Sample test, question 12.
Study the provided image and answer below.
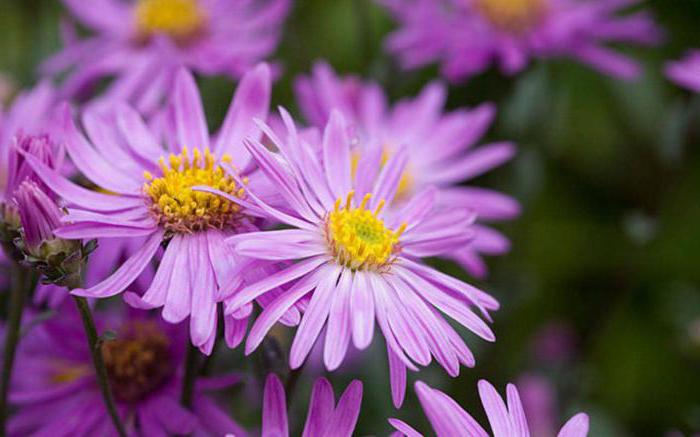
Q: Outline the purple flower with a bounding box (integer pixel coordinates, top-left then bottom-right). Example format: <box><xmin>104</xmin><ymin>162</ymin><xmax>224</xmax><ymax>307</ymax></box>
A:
<box><xmin>261</xmin><ymin>374</ymin><xmax>362</xmax><ymax>437</ymax></box>
<box><xmin>295</xmin><ymin>62</ymin><xmax>519</xmax><ymax>277</ymax></box>
<box><xmin>8</xmin><ymin>304</ymin><xmax>244</xmax><ymax>436</ymax></box>
<box><xmin>389</xmin><ymin>379</ymin><xmax>589</xmax><ymax>437</ymax></box>
<box><xmin>219</xmin><ymin>109</ymin><xmax>499</xmax><ymax>407</ymax></box>
<box><xmin>44</xmin><ymin>0</ymin><xmax>290</xmax><ymax>113</ymax></box>
<box><xmin>23</xmin><ymin>64</ymin><xmax>289</xmax><ymax>354</ymax></box>
<box><xmin>665</xmin><ymin>50</ymin><xmax>700</xmax><ymax>92</ymax></box>
<box><xmin>380</xmin><ymin>0</ymin><xmax>661</xmax><ymax>82</ymax></box>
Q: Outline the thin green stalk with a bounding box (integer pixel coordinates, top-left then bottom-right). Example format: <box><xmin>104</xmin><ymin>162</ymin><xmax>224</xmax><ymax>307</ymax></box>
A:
<box><xmin>72</xmin><ymin>296</ymin><xmax>127</xmax><ymax>437</ymax></box>
<box><xmin>181</xmin><ymin>342</ymin><xmax>199</xmax><ymax>409</ymax></box>
<box><xmin>0</xmin><ymin>265</ymin><xmax>30</xmax><ymax>435</ymax></box>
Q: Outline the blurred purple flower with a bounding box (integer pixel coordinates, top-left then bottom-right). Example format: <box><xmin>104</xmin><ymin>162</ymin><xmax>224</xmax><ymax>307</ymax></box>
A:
<box><xmin>530</xmin><ymin>321</ymin><xmax>577</xmax><ymax>365</ymax></box>
<box><xmin>665</xmin><ymin>50</ymin><xmax>700</xmax><ymax>92</ymax></box>
<box><xmin>220</xmin><ymin>109</ymin><xmax>498</xmax><ymax>407</ymax></box>
<box><xmin>22</xmin><ymin>65</ymin><xmax>293</xmax><ymax>354</ymax></box>
<box><xmin>44</xmin><ymin>0</ymin><xmax>290</xmax><ymax>113</ymax></box>
<box><xmin>260</xmin><ymin>374</ymin><xmax>362</xmax><ymax>437</ymax></box>
<box><xmin>389</xmin><ymin>379</ymin><xmax>589</xmax><ymax>437</ymax></box>
<box><xmin>295</xmin><ymin>62</ymin><xmax>519</xmax><ymax>278</ymax></box>
<box><xmin>380</xmin><ymin>0</ymin><xmax>661</xmax><ymax>82</ymax></box>
<box><xmin>516</xmin><ymin>374</ymin><xmax>557</xmax><ymax>437</ymax></box>
<box><xmin>8</xmin><ymin>304</ymin><xmax>244</xmax><ymax>436</ymax></box>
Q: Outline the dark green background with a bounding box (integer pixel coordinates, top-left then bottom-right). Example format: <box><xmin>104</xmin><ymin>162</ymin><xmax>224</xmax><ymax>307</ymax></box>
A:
<box><xmin>2</xmin><ymin>1</ymin><xmax>700</xmax><ymax>435</ymax></box>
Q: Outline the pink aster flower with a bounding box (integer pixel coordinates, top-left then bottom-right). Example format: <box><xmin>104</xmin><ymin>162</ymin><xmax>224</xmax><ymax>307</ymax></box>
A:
<box><xmin>22</xmin><ymin>64</ymin><xmax>291</xmax><ymax>354</ymax></box>
<box><xmin>260</xmin><ymin>374</ymin><xmax>362</xmax><ymax>437</ymax></box>
<box><xmin>44</xmin><ymin>0</ymin><xmax>290</xmax><ymax>113</ymax></box>
<box><xmin>665</xmin><ymin>50</ymin><xmax>700</xmax><ymax>92</ymax></box>
<box><xmin>8</xmin><ymin>304</ymin><xmax>245</xmax><ymax>436</ymax></box>
<box><xmin>389</xmin><ymin>380</ymin><xmax>589</xmax><ymax>437</ymax></box>
<box><xmin>380</xmin><ymin>0</ymin><xmax>661</xmax><ymax>82</ymax></box>
<box><xmin>295</xmin><ymin>62</ymin><xmax>519</xmax><ymax>277</ymax></box>
<box><xmin>218</xmin><ymin>109</ymin><xmax>499</xmax><ymax>406</ymax></box>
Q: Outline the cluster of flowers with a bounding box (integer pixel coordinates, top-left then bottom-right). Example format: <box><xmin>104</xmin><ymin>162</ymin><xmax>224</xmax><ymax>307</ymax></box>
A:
<box><xmin>0</xmin><ymin>0</ymin><xmax>695</xmax><ymax>435</ymax></box>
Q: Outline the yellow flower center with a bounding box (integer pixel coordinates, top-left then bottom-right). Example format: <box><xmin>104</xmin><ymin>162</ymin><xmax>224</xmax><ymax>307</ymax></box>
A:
<box><xmin>326</xmin><ymin>191</ymin><xmax>406</xmax><ymax>271</ymax></box>
<box><xmin>143</xmin><ymin>147</ymin><xmax>246</xmax><ymax>233</ymax></box>
<box><xmin>474</xmin><ymin>0</ymin><xmax>547</xmax><ymax>33</ymax></box>
<box><xmin>351</xmin><ymin>148</ymin><xmax>413</xmax><ymax>201</ymax></box>
<box><xmin>135</xmin><ymin>0</ymin><xmax>206</xmax><ymax>41</ymax></box>
<box><xmin>101</xmin><ymin>321</ymin><xmax>172</xmax><ymax>402</ymax></box>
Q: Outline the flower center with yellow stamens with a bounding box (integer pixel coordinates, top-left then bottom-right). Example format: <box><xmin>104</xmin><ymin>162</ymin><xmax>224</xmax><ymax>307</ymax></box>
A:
<box><xmin>101</xmin><ymin>321</ymin><xmax>173</xmax><ymax>402</ymax></box>
<box><xmin>474</xmin><ymin>0</ymin><xmax>548</xmax><ymax>33</ymax></box>
<box><xmin>350</xmin><ymin>149</ymin><xmax>413</xmax><ymax>201</ymax></box>
<box><xmin>135</xmin><ymin>0</ymin><xmax>206</xmax><ymax>42</ymax></box>
<box><xmin>143</xmin><ymin>147</ymin><xmax>246</xmax><ymax>233</ymax></box>
<box><xmin>326</xmin><ymin>191</ymin><xmax>406</xmax><ymax>271</ymax></box>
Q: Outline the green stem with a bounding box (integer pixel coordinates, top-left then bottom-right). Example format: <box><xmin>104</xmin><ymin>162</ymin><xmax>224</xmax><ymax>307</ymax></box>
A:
<box><xmin>180</xmin><ymin>342</ymin><xmax>199</xmax><ymax>409</ymax></box>
<box><xmin>0</xmin><ymin>265</ymin><xmax>29</xmax><ymax>434</ymax></box>
<box><xmin>72</xmin><ymin>296</ymin><xmax>127</xmax><ymax>437</ymax></box>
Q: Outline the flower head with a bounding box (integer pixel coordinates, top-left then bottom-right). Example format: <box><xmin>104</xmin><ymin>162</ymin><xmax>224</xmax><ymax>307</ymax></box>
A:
<box><xmin>380</xmin><ymin>0</ymin><xmax>661</xmax><ymax>82</ymax></box>
<box><xmin>295</xmin><ymin>62</ymin><xmax>519</xmax><ymax>277</ymax></box>
<box><xmin>9</xmin><ymin>304</ymin><xmax>244</xmax><ymax>436</ymax></box>
<box><xmin>220</xmin><ymin>109</ymin><xmax>499</xmax><ymax>406</ymax></box>
<box><xmin>665</xmin><ymin>50</ymin><xmax>700</xmax><ymax>92</ymax></box>
<box><xmin>44</xmin><ymin>0</ymin><xmax>290</xmax><ymax>113</ymax></box>
<box><xmin>389</xmin><ymin>379</ymin><xmax>589</xmax><ymax>437</ymax></box>
<box><xmin>23</xmin><ymin>64</ymin><xmax>289</xmax><ymax>354</ymax></box>
<box><xmin>261</xmin><ymin>374</ymin><xmax>362</xmax><ymax>437</ymax></box>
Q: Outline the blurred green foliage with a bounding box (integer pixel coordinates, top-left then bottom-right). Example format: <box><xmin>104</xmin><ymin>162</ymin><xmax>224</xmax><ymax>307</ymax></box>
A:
<box><xmin>2</xmin><ymin>0</ymin><xmax>700</xmax><ymax>435</ymax></box>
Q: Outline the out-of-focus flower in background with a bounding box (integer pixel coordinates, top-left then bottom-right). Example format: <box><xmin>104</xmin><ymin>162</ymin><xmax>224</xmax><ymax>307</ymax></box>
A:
<box><xmin>8</xmin><ymin>304</ymin><xmax>244</xmax><ymax>436</ymax></box>
<box><xmin>43</xmin><ymin>0</ymin><xmax>290</xmax><ymax>113</ymax></box>
<box><xmin>665</xmin><ymin>50</ymin><xmax>700</xmax><ymax>92</ymax></box>
<box><xmin>380</xmin><ymin>0</ymin><xmax>661</xmax><ymax>82</ymax></box>
<box><xmin>295</xmin><ymin>61</ymin><xmax>519</xmax><ymax>278</ymax></box>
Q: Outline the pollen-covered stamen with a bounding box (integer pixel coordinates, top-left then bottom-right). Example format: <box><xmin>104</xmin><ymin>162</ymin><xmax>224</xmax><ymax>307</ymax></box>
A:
<box><xmin>101</xmin><ymin>321</ymin><xmax>173</xmax><ymax>402</ymax></box>
<box><xmin>135</xmin><ymin>0</ymin><xmax>206</xmax><ymax>41</ymax></box>
<box><xmin>474</xmin><ymin>0</ymin><xmax>548</xmax><ymax>33</ymax></box>
<box><xmin>326</xmin><ymin>191</ymin><xmax>406</xmax><ymax>271</ymax></box>
<box><xmin>144</xmin><ymin>147</ymin><xmax>247</xmax><ymax>233</ymax></box>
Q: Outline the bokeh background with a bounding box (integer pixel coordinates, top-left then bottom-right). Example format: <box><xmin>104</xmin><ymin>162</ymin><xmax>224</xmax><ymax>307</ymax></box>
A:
<box><xmin>2</xmin><ymin>0</ymin><xmax>700</xmax><ymax>435</ymax></box>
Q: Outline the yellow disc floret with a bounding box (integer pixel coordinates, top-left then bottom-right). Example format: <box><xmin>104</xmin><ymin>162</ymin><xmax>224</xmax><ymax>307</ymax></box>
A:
<box><xmin>135</xmin><ymin>0</ymin><xmax>206</xmax><ymax>41</ymax></box>
<box><xmin>326</xmin><ymin>191</ymin><xmax>406</xmax><ymax>271</ymax></box>
<box><xmin>144</xmin><ymin>147</ymin><xmax>246</xmax><ymax>233</ymax></box>
<box><xmin>474</xmin><ymin>0</ymin><xmax>547</xmax><ymax>33</ymax></box>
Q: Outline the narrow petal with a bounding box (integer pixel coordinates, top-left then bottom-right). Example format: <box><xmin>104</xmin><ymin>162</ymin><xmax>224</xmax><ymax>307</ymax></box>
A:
<box><xmin>324</xmin><ymin>269</ymin><xmax>353</xmax><ymax>371</ymax></box>
<box><xmin>322</xmin><ymin>110</ymin><xmax>352</xmax><ymax>199</ymax></box>
<box><xmin>557</xmin><ymin>413</ymin><xmax>589</xmax><ymax>437</ymax></box>
<box><xmin>214</xmin><ymin>63</ymin><xmax>271</xmax><ymax>157</ymax></box>
<box><xmin>478</xmin><ymin>380</ymin><xmax>514</xmax><ymax>437</ymax></box>
<box><xmin>350</xmin><ymin>271</ymin><xmax>375</xmax><ymax>349</ymax></box>
<box><xmin>72</xmin><ymin>229</ymin><xmax>163</xmax><ymax>298</ymax></box>
<box><xmin>262</xmin><ymin>374</ymin><xmax>288</xmax><ymax>437</ymax></box>
<box><xmin>327</xmin><ymin>380</ymin><xmax>363</xmax><ymax>437</ymax></box>
<box><xmin>506</xmin><ymin>384</ymin><xmax>530</xmax><ymax>437</ymax></box>
<box><xmin>289</xmin><ymin>265</ymin><xmax>342</xmax><ymax>368</ymax></box>
<box><xmin>173</xmin><ymin>68</ymin><xmax>210</xmax><ymax>150</ymax></box>
<box><xmin>302</xmin><ymin>378</ymin><xmax>335</xmax><ymax>437</ymax></box>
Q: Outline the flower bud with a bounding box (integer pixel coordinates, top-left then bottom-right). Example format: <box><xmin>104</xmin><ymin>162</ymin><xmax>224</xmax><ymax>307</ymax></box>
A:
<box><xmin>1</xmin><ymin>134</ymin><xmax>61</xmax><ymax>260</ymax></box>
<box><xmin>13</xmin><ymin>181</ymin><xmax>93</xmax><ymax>289</ymax></box>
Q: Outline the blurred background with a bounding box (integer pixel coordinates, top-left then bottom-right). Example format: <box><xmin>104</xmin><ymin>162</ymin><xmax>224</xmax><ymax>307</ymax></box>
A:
<box><xmin>2</xmin><ymin>0</ymin><xmax>700</xmax><ymax>435</ymax></box>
